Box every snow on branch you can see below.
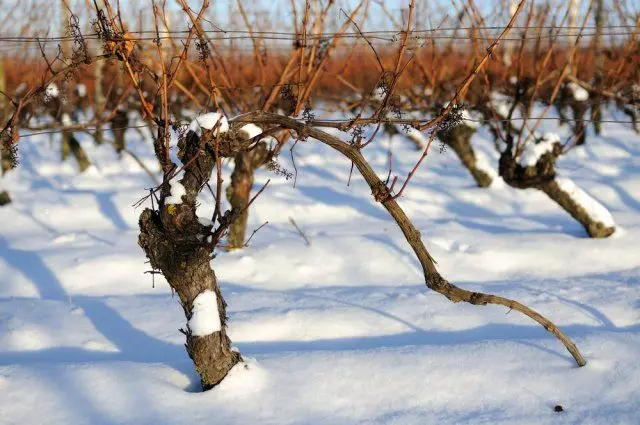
[555,178,615,228]
[188,112,229,137]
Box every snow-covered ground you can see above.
[0,116,639,424]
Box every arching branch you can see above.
[234,111,587,368]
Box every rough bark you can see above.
[138,128,251,390]
[138,209,240,390]
[236,112,587,368]
[438,125,493,187]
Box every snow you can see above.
[460,108,478,129]
[44,83,59,101]
[518,132,561,167]
[187,290,222,336]
[188,112,229,137]
[61,113,72,126]
[489,91,512,118]
[373,87,387,101]
[165,179,186,205]
[556,177,616,228]
[474,151,498,180]
[0,110,639,424]
[567,82,589,102]
[240,123,262,139]
[76,83,87,97]
[405,127,427,146]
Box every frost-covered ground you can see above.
[0,115,639,424]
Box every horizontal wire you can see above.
[1,24,636,40]
[0,31,636,43]
[15,117,637,139]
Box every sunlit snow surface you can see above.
[0,107,638,424]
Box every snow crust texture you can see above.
[0,106,638,424]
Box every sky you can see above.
[0,0,634,47]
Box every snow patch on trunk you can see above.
[44,83,59,102]
[188,290,221,336]
[556,177,615,227]
[165,179,186,205]
[567,82,589,102]
[240,123,262,139]
[61,113,72,126]
[519,133,560,167]
[188,112,229,137]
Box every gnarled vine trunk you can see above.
[138,124,253,390]
[139,209,240,389]
[499,140,615,238]
[540,179,614,238]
